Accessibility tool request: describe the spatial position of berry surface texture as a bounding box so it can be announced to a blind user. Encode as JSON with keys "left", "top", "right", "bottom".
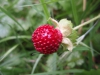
{"left": 32, "top": 24, "right": 62, "bottom": 54}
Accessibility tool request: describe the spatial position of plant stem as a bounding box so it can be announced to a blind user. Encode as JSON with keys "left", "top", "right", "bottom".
{"left": 70, "top": 0, "right": 79, "bottom": 25}
{"left": 73, "top": 14, "right": 100, "bottom": 30}
{"left": 40, "top": 0, "right": 51, "bottom": 24}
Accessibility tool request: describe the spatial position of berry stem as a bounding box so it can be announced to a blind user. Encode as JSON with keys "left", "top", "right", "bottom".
{"left": 73, "top": 14, "right": 100, "bottom": 30}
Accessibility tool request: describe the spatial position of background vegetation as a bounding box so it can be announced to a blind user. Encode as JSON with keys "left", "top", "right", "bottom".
{"left": 0, "top": 0, "right": 100, "bottom": 75}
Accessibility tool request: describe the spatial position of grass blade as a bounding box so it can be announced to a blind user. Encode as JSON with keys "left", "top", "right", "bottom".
{"left": 0, "top": 35, "right": 31, "bottom": 43}
{"left": 29, "top": 69, "right": 84, "bottom": 75}
{"left": 0, "top": 6, "right": 27, "bottom": 33}
{"left": 31, "top": 54, "right": 44, "bottom": 74}
{"left": 0, "top": 44, "right": 18, "bottom": 62}
{"left": 40, "top": 0, "right": 51, "bottom": 24}
{"left": 70, "top": 0, "right": 79, "bottom": 25}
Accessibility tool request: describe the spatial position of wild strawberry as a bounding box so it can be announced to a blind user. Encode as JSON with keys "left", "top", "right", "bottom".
{"left": 32, "top": 18, "right": 77, "bottom": 54}
{"left": 32, "top": 24, "right": 62, "bottom": 54}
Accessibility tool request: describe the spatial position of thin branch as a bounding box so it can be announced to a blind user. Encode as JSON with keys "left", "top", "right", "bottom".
{"left": 73, "top": 14, "right": 100, "bottom": 30}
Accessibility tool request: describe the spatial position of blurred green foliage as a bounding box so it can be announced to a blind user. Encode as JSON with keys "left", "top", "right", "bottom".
{"left": 0, "top": 0, "right": 100, "bottom": 75}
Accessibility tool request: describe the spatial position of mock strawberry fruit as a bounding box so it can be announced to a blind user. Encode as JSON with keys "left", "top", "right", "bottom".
{"left": 32, "top": 18, "right": 77, "bottom": 54}
{"left": 32, "top": 24, "right": 62, "bottom": 54}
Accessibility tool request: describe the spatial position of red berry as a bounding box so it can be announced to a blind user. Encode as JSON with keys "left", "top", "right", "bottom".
{"left": 32, "top": 24, "right": 62, "bottom": 54}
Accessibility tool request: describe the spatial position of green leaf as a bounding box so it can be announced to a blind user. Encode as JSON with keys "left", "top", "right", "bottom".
{"left": 73, "top": 45, "right": 90, "bottom": 51}
{"left": 28, "top": 69, "right": 84, "bottom": 75}
{"left": 47, "top": 53, "right": 58, "bottom": 72}
{"left": 68, "top": 30, "right": 78, "bottom": 45}
{"left": 75, "top": 69, "right": 100, "bottom": 75}
{"left": 0, "top": 24, "right": 10, "bottom": 38}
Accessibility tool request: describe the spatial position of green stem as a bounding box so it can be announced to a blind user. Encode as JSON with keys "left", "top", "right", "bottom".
{"left": 31, "top": 54, "right": 43, "bottom": 74}
{"left": 40, "top": 0, "right": 51, "bottom": 24}
{"left": 70, "top": 0, "right": 79, "bottom": 25}
{"left": 73, "top": 14, "right": 100, "bottom": 30}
